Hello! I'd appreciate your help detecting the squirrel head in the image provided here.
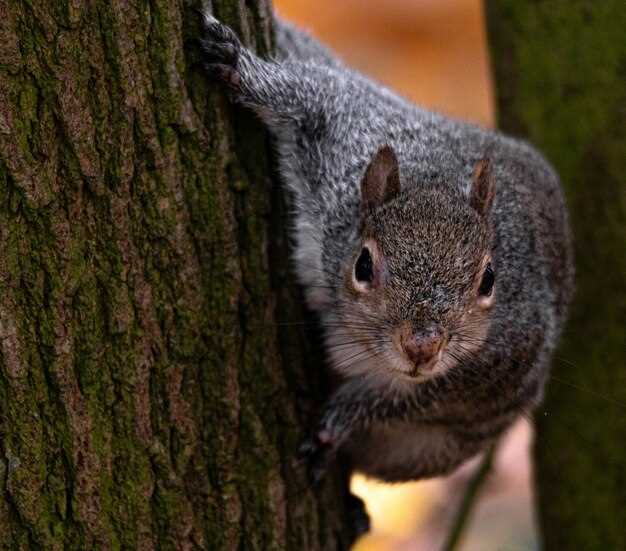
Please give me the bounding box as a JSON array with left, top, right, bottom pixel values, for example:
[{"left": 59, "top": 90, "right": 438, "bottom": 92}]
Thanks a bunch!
[{"left": 328, "top": 146, "right": 496, "bottom": 382}]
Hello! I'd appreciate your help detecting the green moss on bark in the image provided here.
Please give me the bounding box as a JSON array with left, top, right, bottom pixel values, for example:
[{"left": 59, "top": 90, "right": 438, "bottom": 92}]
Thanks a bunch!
[{"left": 0, "top": 1, "right": 352, "bottom": 548}]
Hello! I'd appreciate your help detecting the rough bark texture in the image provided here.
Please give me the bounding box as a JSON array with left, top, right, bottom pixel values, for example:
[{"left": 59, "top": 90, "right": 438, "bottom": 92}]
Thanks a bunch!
[
  {"left": 0, "top": 1, "right": 352, "bottom": 549},
  {"left": 486, "top": 2, "right": 626, "bottom": 549}
]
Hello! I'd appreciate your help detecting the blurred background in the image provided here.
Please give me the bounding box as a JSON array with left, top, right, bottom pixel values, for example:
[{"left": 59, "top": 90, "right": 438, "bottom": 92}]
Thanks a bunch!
[{"left": 273, "top": 1, "right": 537, "bottom": 549}]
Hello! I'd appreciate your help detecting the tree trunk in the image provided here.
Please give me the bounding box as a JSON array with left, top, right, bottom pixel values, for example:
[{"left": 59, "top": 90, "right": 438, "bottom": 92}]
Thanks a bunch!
[
  {"left": 0, "top": 1, "right": 351, "bottom": 548},
  {"left": 486, "top": 2, "right": 626, "bottom": 549}
]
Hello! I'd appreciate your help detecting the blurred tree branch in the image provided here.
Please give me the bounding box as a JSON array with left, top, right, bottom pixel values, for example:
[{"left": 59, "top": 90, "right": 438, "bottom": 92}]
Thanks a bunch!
[{"left": 442, "top": 445, "right": 496, "bottom": 551}]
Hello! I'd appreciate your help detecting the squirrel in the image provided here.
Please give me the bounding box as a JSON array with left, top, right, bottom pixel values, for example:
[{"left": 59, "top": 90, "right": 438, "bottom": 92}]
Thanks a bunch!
[{"left": 198, "top": 12, "right": 574, "bottom": 491}]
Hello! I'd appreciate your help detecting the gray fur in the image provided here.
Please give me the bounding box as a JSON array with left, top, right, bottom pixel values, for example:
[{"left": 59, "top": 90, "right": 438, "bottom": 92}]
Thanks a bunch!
[{"left": 199, "top": 13, "right": 574, "bottom": 483}]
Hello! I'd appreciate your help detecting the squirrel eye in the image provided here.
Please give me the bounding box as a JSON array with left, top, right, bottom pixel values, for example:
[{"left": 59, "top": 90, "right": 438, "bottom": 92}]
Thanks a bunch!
[
  {"left": 478, "top": 263, "right": 495, "bottom": 296},
  {"left": 355, "top": 247, "right": 374, "bottom": 284}
]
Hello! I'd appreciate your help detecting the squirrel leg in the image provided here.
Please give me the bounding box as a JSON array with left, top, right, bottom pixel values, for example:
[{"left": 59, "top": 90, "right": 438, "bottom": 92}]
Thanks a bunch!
[
  {"left": 298, "top": 395, "right": 369, "bottom": 485},
  {"left": 198, "top": 12, "right": 317, "bottom": 127},
  {"left": 299, "top": 382, "right": 416, "bottom": 484}
]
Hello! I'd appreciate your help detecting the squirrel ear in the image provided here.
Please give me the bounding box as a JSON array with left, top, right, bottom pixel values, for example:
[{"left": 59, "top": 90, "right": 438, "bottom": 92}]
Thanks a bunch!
[
  {"left": 361, "top": 146, "right": 401, "bottom": 212},
  {"left": 470, "top": 158, "right": 495, "bottom": 216}
]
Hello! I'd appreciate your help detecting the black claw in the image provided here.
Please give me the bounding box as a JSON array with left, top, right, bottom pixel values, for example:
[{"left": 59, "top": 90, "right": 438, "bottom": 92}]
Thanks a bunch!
[
  {"left": 297, "top": 433, "right": 334, "bottom": 486},
  {"left": 194, "top": 13, "right": 242, "bottom": 87},
  {"left": 202, "top": 63, "right": 241, "bottom": 88},
  {"left": 308, "top": 464, "right": 327, "bottom": 487},
  {"left": 199, "top": 41, "right": 238, "bottom": 65},
  {"left": 210, "top": 23, "right": 239, "bottom": 45},
  {"left": 196, "top": 11, "right": 240, "bottom": 45},
  {"left": 297, "top": 439, "right": 313, "bottom": 460},
  {"left": 297, "top": 435, "right": 320, "bottom": 464}
]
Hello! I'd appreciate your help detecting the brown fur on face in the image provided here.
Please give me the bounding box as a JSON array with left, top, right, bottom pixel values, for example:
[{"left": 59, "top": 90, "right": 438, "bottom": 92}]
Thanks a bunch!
[{"left": 332, "top": 182, "right": 494, "bottom": 382}]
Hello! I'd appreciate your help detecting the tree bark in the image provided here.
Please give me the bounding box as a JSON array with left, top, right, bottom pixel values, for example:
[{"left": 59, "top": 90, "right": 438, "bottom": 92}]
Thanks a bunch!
[
  {"left": 0, "top": 1, "right": 351, "bottom": 548},
  {"left": 486, "top": 2, "right": 626, "bottom": 549}
]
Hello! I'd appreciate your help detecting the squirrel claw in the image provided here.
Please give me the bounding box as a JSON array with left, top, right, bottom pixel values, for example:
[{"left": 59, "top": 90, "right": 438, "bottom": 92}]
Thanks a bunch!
[
  {"left": 201, "top": 62, "right": 241, "bottom": 88},
  {"left": 199, "top": 41, "right": 239, "bottom": 65},
  {"left": 196, "top": 12, "right": 242, "bottom": 88},
  {"left": 197, "top": 11, "right": 241, "bottom": 47},
  {"left": 297, "top": 432, "right": 337, "bottom": 486}
]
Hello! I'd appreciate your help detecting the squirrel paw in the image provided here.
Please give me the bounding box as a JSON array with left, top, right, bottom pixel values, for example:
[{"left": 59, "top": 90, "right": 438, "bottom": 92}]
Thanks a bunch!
[
  {"left": 298, "top": 429, "right": 337, "bottom": 486},
  {"left": 197, "top": 12, "right": 242, "bottom": 88}
]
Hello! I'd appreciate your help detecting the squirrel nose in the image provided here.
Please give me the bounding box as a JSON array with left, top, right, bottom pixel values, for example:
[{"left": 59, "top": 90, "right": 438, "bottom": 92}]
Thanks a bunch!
[{"left": 401, "top": 329, "right": 444, "bottom": 368}]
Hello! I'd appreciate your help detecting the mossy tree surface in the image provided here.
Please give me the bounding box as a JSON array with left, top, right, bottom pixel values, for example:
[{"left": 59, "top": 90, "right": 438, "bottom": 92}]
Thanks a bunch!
[
  {"left": 0, "top": 1, "right": 351, "bottom": 549},
  {"left": 486, "top": 2, "right": 626, "bottom": 549}
]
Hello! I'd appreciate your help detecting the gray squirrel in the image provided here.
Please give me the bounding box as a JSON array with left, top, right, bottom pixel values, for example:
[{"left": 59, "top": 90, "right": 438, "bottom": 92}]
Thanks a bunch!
[{"left": 198, "top": 12, "right": 574, "bottom": 489}]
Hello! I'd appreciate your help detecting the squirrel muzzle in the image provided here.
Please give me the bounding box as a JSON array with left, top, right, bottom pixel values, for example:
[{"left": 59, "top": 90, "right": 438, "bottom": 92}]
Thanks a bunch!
[{"left": 397, "top": 325, "right": 447, "bottom": 375}]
